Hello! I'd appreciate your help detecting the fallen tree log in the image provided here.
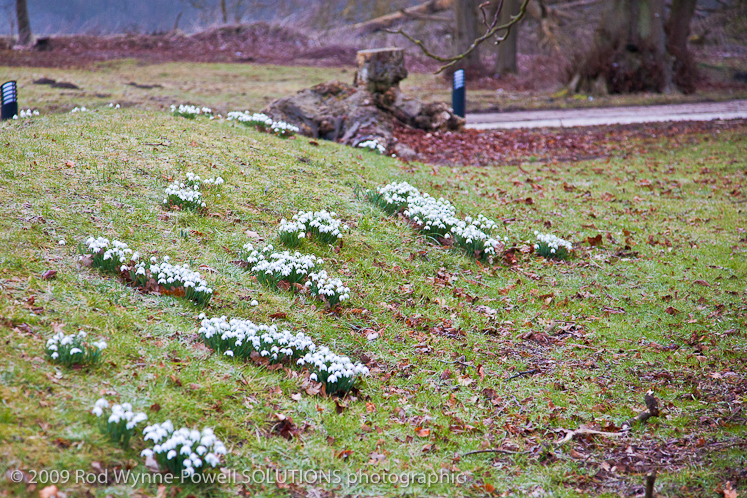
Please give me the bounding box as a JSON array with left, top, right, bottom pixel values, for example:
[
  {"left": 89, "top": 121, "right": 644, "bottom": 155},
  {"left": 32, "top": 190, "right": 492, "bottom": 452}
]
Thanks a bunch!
[
  {"left": 352, "top": 0, "right": 453, "bottom": 34},
  {"left": 353, "top": 0, "right": 545, "bottom": 34}
]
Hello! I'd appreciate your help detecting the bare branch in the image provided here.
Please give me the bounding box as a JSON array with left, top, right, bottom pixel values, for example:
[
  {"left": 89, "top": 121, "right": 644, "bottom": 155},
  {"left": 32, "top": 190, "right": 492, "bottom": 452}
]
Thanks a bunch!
[{"left": 386, "top": 0, "right": 532, "bottom": 74}]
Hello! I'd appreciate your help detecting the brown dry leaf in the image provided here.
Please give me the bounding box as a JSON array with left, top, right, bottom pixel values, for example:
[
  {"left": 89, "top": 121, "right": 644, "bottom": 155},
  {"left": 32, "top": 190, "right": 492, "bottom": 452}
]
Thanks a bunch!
[
  {"left": 723, "top": 481, "right": 738, "bottom": 498},
  {"left": 169, "top": 375, "right": 182, "bottom": 387},
  {"left": 336, "top": 449, "right": 353, "bottom": 459},
  {"left": 335, "top": 399, "right": 348, "bottom": 414},
  {"left": 366, "top": 402, "right": 376, "bottom": 413},
  {"left": 39, "top": 485, "right": 58, "bottom": 498},
  {"left": 41, "top": 269, "right": 57, "bottom": 280},
  {"left": 693, "top": 279, "right": 710, "bottom": 287},
  {"left": 291, "top": 393, "right": 302, "bottom": 402},
  {"left": 269, "top": 312, "right": 287, "bottom": 319},
  {"left": 245, "top": 230, "right": 260, "bottom": 239},
  {"left": 415, "top": 427, "right": 431, "bottom": 437},
  {"left": 586, "top": 234, "right": 603, "bottom": 247},
  {"left": 665, "top": 306, "right": 679, "bottom": 315},
  {"left": 156, "top": 485, "right": 167, "bottom": 498}
]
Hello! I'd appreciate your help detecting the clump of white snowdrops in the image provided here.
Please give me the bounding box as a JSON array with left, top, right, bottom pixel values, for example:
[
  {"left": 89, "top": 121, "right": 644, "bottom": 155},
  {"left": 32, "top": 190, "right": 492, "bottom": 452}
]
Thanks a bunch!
[
  {"left": 164, "top": 172, "right": 225, "bottom": 211},
  {"left": 270, "top": 120, "right": 300, "bottom": 137},
  {"left": 46, "top": 330, "right": 106, "bottom": 367},
  {"left": 242, "top": 244, "right": 318, "bottom": 287},
  {"left": 451, "top": 215, "right": 505, "bottom": 257},
  {"left": 141, "top": 422, "right": 226, "bottom": 477},
  {"left": 368, "top": 181, "right": 507, "bottom": 260},
  {"left": 185, "top": 172, "right": 225, "bottom": 188},
  {"left": 170, "top": 104, "right": 212, "bottom": 119},
  {"left": 198, "top": 315, "right": 367, "bottom": 393},
  {"left": 226, "top": 110, "right": 299, "bottom": 137},
  {"left": 297, "top": 347, "right": 370, "bottom": 394},
  {"left": 240, "top": 244, "right": 351, "bottom": 306},
  {"left": 91, "top": 398, "right": 148, "bottom": 448},
  {"left": 83, "top": 236, "right": 138, "bottom": 275},
  {"left": 357, "top": 139, "right": 386, "bottom": 154},
  {"left": 164, "top": 180, "right": 205, "bottom": 211},
  {"left": 366, "top": 181, "right": 421, "bottom": 214},
  {"left": 70, "top": 106, "right": 88, "bottom": 113},
  {"left": 305, "top": 271, "right": 350, "bottom": 307},
  {"left": 143, "top": 256, "right": 214, "bottom": 305},
  {"left": 199, "top": 316, "right": 316, "bottom": 362},
  {"left": 13, "top": 109, "right": 39, "bottom": 119},
  {"left": 278, "top": 210, "right": 348, "bottom": 247},
  {"left": 533, "top": 231, "right": 573, "bottom": 260}
]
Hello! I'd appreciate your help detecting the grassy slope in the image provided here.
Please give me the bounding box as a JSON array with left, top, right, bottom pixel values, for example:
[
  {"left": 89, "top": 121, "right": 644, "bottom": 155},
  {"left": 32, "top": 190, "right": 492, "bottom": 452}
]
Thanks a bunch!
[
  {"left": 0, "top": 109, "right": 745, "bottom": 498},
  {"left": 2, "top": 60, "right": 746, "bottom": 116}
]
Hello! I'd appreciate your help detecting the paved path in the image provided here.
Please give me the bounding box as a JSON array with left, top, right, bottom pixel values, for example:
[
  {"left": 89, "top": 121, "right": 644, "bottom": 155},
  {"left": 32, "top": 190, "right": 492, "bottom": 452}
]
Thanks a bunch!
[{"left": 466, "top": 99, "right": 747, "bottom": 130}]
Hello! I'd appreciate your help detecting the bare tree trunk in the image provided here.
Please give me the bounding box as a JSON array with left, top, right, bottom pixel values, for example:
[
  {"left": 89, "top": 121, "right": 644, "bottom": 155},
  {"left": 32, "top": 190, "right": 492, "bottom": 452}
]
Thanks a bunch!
[
  {"left": 665, "top": 0, "right": 697, "bottom": 93},
  {"left": 220, "top": 0, "right": 227, "bottom": 23},
  {"left": 573, "top": 0, "right": 674, "bottom": 94},
  {"left": 453, "top": 0, "right": 483, "bottom": 75},
  {"left": 16, "top": 0, "right": 31, "bottom": 46},
  {"left": 494, "top": 0, "right": 519, "bottom": 75}
]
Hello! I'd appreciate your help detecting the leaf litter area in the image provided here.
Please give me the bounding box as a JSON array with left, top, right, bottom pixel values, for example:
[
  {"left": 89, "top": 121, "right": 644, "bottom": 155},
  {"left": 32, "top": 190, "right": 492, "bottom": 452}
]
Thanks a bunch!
[
  {"left": 0, "top": 109, "right": 745, "bottom": 498},
  {"left": 393, "top": 119, "right": 747, "bottom": 166}
]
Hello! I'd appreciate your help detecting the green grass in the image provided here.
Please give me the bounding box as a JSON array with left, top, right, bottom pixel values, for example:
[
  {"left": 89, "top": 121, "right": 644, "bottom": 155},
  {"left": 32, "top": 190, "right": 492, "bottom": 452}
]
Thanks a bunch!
[
  {"left": 2, "top": 59, "right": 745, "bottom": 116},
  {"left": 0, "top": 107, "right": 745, "bottom": 498}
]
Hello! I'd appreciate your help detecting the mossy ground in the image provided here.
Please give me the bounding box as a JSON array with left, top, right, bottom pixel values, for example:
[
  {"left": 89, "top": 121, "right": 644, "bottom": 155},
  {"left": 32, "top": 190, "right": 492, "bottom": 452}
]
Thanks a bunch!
[{"left": 0, "top": 82, "right": 745, "bottom": 498}]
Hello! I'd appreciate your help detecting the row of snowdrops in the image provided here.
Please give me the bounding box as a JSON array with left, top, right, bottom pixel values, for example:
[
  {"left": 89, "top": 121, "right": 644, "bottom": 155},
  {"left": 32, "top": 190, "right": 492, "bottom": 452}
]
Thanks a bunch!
[
  {"left": 82, "top": 236, "right": 214, "bottom": 306},
  {"left": 366, "top": 181, "right": 573, "bottom": 261}
]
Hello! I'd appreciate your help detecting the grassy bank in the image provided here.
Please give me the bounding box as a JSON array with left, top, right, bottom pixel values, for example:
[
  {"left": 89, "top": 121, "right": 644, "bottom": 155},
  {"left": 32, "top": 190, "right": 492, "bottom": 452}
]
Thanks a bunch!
[{"left": 0, "top": 108, "right": 745, "bottom": 497}]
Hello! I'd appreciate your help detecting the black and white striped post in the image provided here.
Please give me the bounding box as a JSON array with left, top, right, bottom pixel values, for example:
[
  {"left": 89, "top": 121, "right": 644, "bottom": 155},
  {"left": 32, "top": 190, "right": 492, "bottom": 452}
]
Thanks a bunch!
[
  {"left": 1, "top": 81, "right": 18, "bottom": 121},
  {"left": 452, "top": 69, "right": 465, "bottom": 118}
]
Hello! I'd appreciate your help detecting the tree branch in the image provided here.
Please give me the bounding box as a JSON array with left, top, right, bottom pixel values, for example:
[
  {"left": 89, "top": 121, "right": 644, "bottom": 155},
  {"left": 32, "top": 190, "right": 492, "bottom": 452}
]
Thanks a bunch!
[{"left": 386, "top": 0, "right": 532, "bottom": 74}]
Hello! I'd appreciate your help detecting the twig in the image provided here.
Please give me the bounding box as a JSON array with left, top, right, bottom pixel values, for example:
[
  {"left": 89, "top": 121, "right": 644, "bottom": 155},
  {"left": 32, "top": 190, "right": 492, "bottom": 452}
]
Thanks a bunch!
[
  {"left": 555, "top": 427, "right": 624, "bottom": 446},
  {"left": 462, "top": 448, "right": 521, "bottom": 456},
  {"left": 507, "top": 369, "right": 539, "bottom": 381},
  {"left": 386, "top": 0, "right": 532, "bottom": 74}
]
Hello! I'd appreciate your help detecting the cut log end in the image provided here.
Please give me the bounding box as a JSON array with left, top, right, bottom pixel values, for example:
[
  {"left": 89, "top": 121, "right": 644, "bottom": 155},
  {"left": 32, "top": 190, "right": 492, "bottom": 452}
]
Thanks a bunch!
[{"left": 354, "top": 48, "right": 408, "bottom": 94}]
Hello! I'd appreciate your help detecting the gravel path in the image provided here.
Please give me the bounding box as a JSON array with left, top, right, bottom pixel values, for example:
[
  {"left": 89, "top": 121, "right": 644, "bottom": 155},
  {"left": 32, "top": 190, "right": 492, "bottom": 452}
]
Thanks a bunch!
[{"left": 466, "top": 99, "right": 747, "bottom": 129}]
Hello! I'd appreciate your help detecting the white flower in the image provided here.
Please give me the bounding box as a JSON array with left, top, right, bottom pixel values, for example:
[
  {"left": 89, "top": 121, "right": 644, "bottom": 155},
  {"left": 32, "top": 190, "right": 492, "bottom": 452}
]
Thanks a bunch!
[
  {"left": 250, "top": 300, "right": 259, "bottom": 307},
  {"left": 357, "top": 139, "right": 386, "bottom": 154}
]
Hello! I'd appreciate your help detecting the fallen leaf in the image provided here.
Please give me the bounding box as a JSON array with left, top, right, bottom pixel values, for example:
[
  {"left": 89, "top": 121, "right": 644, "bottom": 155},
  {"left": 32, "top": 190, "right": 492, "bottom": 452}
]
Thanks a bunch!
[
  {"left": 415, "top": 427, "right": 431, "bottom": 437},
  {"left": 723, "top": 481, "right": 738, "bottom": 498},
  {"left": 41, "top": 270, "right": 57, "bottom": 280},
  {"left": 586, "top": 234, "right": 603, "bottom": 247},
  {"left": 39, "top": 485, "right": 58, "bottom": 498},
  {"left": 693, "top": 279, "right": 710, "bottom": 287}
]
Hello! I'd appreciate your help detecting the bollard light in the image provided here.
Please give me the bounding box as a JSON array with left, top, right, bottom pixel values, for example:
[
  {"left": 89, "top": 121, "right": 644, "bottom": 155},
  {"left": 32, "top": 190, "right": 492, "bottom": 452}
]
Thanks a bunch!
[
  {"left": 1, "top": 81, "right": 18, "bottom": 121},
  {"left": 452, "top": 70, "right": 465, "bottom": 118}
]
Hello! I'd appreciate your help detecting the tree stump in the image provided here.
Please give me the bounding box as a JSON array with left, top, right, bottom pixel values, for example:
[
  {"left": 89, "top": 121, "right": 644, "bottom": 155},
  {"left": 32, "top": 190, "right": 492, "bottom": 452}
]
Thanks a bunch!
[{"left": 353, "top": 48, "right": 408, "bottom": 94}]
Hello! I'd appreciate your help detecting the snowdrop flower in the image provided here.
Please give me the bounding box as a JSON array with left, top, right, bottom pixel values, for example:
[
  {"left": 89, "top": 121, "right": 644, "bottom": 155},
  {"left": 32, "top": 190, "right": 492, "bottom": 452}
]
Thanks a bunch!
[
  {"left": 357, "top": 139, "right": 386, "bottom": 154},
  {"left": 59, "top": 239, "right": 66, "bottom": 246},
  {"left": 250, "top": 300, "right": 259, "bottom": 306}
]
